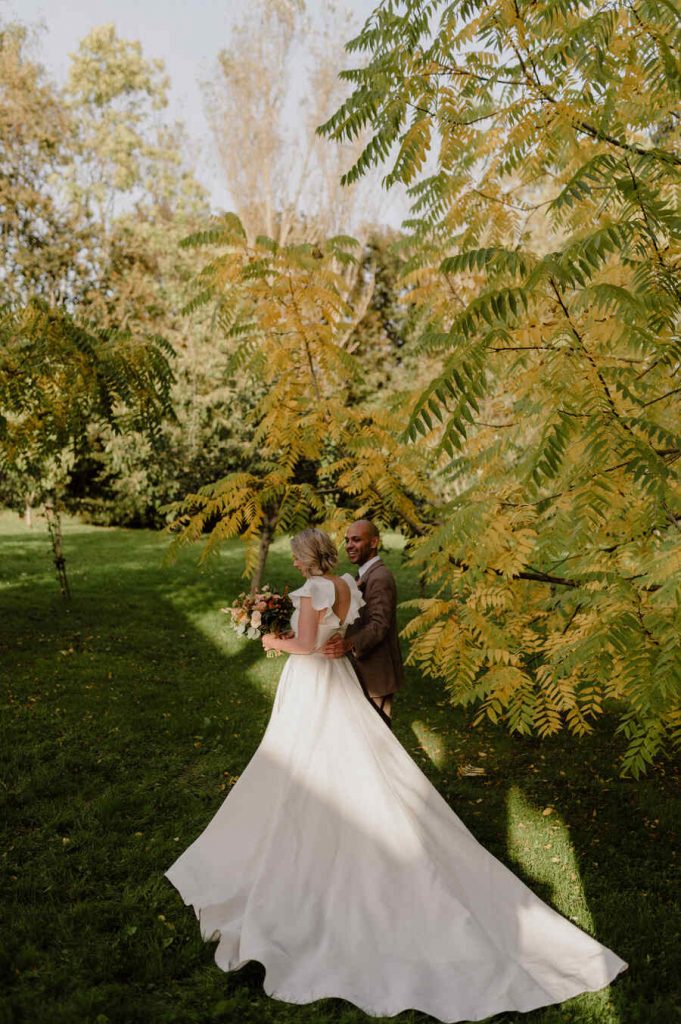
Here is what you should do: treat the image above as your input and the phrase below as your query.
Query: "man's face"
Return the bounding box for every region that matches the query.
[344,522,379,566]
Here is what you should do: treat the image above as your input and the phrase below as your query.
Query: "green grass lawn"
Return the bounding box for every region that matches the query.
[1,510,679,1024]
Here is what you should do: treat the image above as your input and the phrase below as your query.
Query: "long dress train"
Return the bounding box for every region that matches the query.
[165,574,626,1022]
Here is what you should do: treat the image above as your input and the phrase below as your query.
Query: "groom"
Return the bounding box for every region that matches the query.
[324,519,404,728]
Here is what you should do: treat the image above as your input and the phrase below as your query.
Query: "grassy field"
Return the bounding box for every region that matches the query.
[1,510,679,1024]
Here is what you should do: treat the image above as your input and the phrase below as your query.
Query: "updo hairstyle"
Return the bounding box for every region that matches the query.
[291,528,338,577]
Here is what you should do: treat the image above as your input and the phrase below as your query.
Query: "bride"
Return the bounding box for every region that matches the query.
[165,527,626,1022]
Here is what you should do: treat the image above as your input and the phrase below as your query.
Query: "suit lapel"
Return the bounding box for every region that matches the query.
[358,558,383,589]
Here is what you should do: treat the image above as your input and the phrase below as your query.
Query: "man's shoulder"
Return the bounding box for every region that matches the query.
[363,560,397,588]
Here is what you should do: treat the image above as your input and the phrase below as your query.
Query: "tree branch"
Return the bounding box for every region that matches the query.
[642,386,681,408]
[508,42,680,167]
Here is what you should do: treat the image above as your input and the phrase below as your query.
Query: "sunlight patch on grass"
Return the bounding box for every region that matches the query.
[506,786,624,1023]
[411,719,447,769]
[165,604,280,701]
[241,656,280,702]
[506,784,593,926]
[2,515,675,1022]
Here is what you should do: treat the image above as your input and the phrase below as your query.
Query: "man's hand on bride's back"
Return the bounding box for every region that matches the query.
[323,635,351,659]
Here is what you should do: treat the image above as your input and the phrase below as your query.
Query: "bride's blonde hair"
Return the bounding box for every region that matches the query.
[291,528,338,577]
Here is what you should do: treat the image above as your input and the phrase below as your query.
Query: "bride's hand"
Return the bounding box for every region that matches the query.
[262,633,280,653]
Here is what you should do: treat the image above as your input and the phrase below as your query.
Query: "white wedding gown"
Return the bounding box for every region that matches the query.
[165,575,626,1022]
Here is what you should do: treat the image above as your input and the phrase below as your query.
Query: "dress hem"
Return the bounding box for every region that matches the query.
[228,950,627,1023]
[165,869,627,1024]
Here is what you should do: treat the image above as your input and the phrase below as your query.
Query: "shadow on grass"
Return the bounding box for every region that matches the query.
[2,520,676,1023]
[397,674,681,1024]
[1,525,284,1023]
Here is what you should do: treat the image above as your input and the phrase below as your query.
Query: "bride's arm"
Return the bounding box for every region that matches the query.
[262,596,323,655]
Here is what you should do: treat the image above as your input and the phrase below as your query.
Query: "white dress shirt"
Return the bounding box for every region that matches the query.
[358,556,381,578]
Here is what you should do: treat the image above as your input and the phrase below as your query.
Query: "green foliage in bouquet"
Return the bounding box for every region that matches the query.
[223,585,294,659]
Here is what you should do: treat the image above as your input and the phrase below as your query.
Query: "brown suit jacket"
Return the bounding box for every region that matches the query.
[346,559,404,699]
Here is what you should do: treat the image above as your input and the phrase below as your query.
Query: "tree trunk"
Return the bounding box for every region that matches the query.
[250,510,279,593]
[44,497,70,600]
[23,499,32,528]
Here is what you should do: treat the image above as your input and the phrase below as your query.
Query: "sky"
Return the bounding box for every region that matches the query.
[10,0,386,213]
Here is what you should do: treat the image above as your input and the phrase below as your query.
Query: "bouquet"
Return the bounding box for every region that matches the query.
[222,584,294,657]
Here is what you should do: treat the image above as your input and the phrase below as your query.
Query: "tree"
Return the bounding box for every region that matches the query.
[0,23,95,308]
[0,20,198,583]
[0,19,224,530]
[344,230,426,402]
[0,20,98,537]
[64,24,173,229]
[320,0,681,775]
[203,0,401,246]
[201,0,406,414]
[166,214,435,589]
[59,25,274,531]
[166,0,439,573]
[0,301,174,593]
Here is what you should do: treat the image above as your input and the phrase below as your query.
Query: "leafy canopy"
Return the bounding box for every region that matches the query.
[0,18,211,528]
[320,0,681,775]
[166,214,435,579]
[0,301,175,473]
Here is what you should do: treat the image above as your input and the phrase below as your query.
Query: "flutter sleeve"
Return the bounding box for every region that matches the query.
[345,569,394,658]
[288,576,335,612]
[342,574,365,627]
